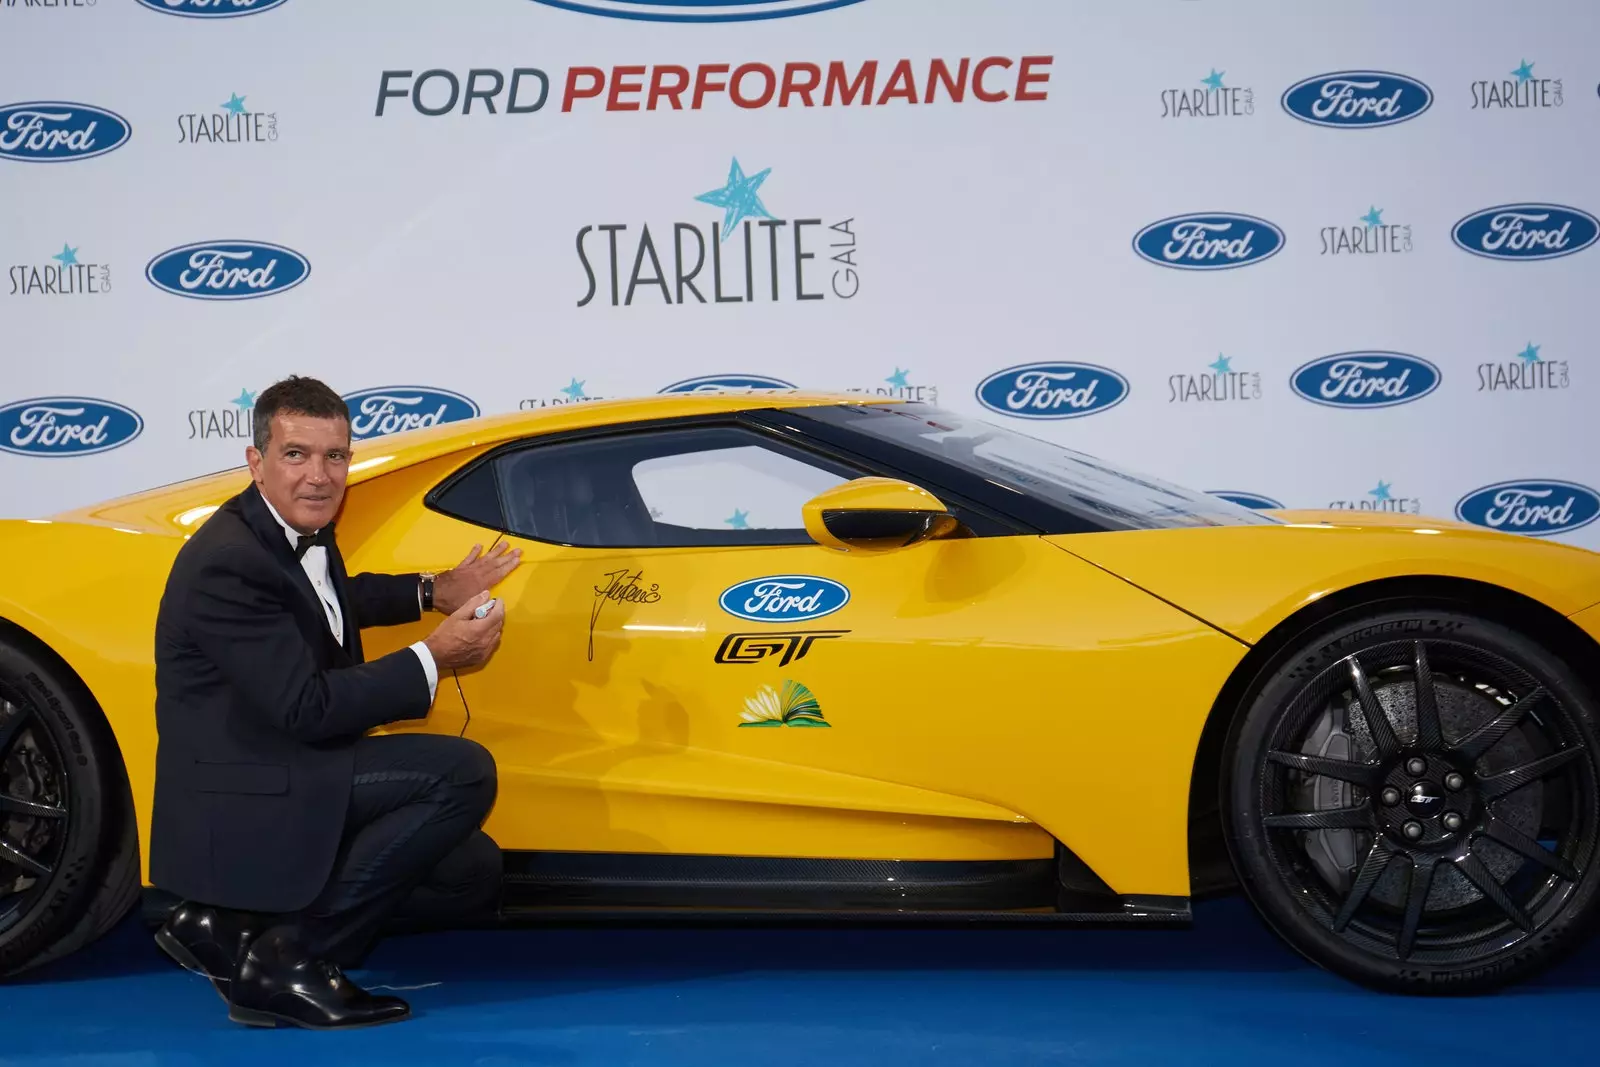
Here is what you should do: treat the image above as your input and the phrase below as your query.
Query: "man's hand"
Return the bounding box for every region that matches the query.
[434,542,521,615]
[423,591,504,671]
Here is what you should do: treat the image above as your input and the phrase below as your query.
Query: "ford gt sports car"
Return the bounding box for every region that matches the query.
[3,392,1600,993]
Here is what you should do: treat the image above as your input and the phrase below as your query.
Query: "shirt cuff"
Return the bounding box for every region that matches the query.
[409,641,439,703]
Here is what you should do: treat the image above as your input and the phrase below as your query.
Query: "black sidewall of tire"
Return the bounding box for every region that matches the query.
[0,640,112,976]
[1222,607,1600,994]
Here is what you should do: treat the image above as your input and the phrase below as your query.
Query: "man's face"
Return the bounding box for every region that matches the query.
[245,412,352,534]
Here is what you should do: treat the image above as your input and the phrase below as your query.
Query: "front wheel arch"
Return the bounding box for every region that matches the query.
[1185,576,1600,899]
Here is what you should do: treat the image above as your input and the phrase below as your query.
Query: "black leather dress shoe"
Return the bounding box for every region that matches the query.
[227,929,411,1030]
[154,902,265,1001]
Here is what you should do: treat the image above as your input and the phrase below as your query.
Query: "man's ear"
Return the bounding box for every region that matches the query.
[245,445,263,484]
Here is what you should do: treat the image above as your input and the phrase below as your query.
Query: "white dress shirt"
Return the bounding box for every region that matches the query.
[260,495,438,704]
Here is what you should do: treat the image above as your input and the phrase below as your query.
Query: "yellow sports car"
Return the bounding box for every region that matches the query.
[3,392,1598,994]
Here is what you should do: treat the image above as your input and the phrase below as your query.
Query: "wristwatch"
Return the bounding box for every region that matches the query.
[419,572,436,613]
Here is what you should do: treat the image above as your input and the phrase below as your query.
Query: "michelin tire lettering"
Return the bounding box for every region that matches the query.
[146,241,310,300]
[341,387,481,441]
[1455,480,1600,537]
[1290,352,1441,409]
[1133,213,1284,270]
[719,576,850,624]
[0,102,132,163]
[1281,71,1433,128]
[0,397,144,457]
[1452,204,1599,262]
[975,363,1129,420]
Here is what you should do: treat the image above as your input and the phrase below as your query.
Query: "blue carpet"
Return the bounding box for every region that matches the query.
[4,897,1597,1065]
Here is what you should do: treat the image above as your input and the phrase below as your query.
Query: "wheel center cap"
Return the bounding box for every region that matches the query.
[1405,781,1445,817]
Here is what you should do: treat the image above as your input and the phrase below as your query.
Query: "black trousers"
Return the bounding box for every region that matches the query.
[267,733,502,967]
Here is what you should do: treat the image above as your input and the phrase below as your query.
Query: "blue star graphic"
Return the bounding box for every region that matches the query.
[1208,354,1232,374]
[1369,480,1393,502]
[231,388,256,410]
[1360,206,1384,227]
[1511,60,1534,82]
[52,243,78,266]
[885,367,910,388]
[1517,342,1541,363]
[560,377,587,400]
[1201,69,1225,91]
[222,93,247,115]
[695,158,774,243]
[725,508,750,530]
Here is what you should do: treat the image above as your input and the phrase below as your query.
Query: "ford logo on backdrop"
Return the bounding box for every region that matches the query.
[659,374,796,393]
[0,397,143,457]
[1451,204,1599,262]
[1281,71,1433,128]
[527,0,868,22]
[0,102,131,163]
[975,362,1130,420]
[1290,351,1441,409]
[1133,213,1285,271]
[342,387,481,441]
[146,241,310,300]
[1455,480,1600,537]
[720,575,851,623]
[135,0,291,17]
[1209,491,1285,510]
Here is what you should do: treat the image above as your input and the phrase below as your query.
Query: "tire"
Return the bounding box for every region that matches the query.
[0,636,127,977]
[1221,605,1600,994]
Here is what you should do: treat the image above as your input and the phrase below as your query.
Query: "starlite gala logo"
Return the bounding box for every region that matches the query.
[0,397,143,457]
[146,241,310,300]
[719,575,851,624]
[0,102,131,163]
[660,374,796,393]
[526,0,868,22]
[1452,204,1599,262]
[1290,352,1440,409]
[342,387,480,442]
[1281,71,1432,128]
[1455,480,1600,537]
[135,0,290,17]
[976,363,1129,421]
[1133,213,1284,270]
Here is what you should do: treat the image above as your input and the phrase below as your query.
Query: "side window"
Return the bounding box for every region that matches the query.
[477,426,864,548]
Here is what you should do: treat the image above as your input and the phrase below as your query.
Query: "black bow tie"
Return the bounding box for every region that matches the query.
[294,526,334,561]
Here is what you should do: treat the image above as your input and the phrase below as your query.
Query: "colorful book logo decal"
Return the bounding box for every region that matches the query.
[739,680,830,727]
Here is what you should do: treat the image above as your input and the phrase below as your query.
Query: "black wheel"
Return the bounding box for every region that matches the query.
[1222,606,1600,993]
[0,635,127,976]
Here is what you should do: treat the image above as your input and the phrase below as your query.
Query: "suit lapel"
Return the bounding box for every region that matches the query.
[325,539,361,664]
[238,484,349,665]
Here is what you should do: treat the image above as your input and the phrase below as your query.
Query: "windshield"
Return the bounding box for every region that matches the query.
[804,403,1281,530]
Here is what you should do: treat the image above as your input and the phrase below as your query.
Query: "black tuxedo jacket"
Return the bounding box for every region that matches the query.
[150,481,431,912]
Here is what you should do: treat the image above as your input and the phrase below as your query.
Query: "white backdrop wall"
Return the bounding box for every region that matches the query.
[2,0,1597,545]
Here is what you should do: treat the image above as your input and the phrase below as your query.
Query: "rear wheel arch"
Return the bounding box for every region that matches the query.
[1185,575,1600,898]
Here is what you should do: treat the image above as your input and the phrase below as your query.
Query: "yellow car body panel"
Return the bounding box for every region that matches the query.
[2,393,1599,903]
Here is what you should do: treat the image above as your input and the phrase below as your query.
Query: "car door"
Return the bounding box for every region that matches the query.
[432,415,1246,896]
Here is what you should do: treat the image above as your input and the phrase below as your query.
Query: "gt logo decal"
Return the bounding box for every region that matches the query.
[714,631,849,666]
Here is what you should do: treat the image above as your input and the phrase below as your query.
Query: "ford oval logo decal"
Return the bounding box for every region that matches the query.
[1281,71,1433,128]
[719,575,851,623]
[659,374,796,394]
[1454,480,1600,537]
[527,0,868,22]
[1133,213,1284,271]
[975,362,1129,421]
[1451,203,1599,262]
[0,396,143,457]
[342,387,481,441]
[135,0,289,16]
[1209,491,1285,510]
[146,240,310,300]
[1290,351,1441,409]
[0,101,131,163]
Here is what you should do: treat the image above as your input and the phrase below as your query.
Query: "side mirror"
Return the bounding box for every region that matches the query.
[802,477,960,553]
